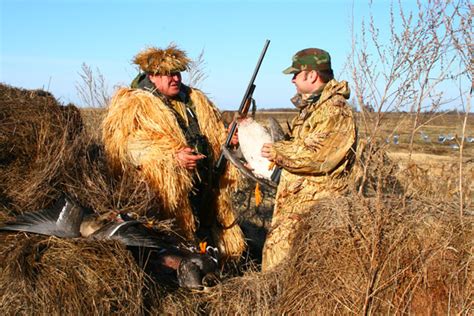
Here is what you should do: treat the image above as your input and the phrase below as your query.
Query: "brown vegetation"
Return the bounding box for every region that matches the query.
[1,0,472,313]
[0,83,471,314]
[0,83,83,217]
[0,234,146,314]
[0,84,159,221]
[160,196,471,315]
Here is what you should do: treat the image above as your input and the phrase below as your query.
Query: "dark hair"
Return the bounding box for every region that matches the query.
[317,69,334,83]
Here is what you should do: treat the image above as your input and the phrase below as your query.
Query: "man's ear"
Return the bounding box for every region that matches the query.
[308,70,318,83]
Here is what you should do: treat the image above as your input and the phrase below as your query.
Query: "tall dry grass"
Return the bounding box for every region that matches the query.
[0,84,83,216]
[1,84,472,314]
[1,1,472,313]
[164,198,471,315]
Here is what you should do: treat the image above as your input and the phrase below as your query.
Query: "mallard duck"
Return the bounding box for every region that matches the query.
[0,195,219,289]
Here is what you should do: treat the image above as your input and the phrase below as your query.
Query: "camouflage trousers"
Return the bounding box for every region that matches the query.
[261,191,331,272]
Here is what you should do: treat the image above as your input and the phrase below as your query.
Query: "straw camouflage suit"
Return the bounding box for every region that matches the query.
[262,49,357,271]
[102,45,245,260]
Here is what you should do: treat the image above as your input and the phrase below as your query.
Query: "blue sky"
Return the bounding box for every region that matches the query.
[2,0,424,110]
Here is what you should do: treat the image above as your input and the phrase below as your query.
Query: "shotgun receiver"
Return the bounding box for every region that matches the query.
[215,39,270,176]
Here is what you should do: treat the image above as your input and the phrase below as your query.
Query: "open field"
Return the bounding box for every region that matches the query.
[249,110,474,157]
[81,107,474,203]
[80,107,473,216]
[86,108,474,158]
[1,89,472,314]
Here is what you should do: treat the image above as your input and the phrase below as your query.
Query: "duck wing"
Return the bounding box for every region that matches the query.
[0,195,84,238]
[267,117,286,142]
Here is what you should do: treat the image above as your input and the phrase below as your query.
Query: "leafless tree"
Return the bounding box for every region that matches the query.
[345,4,472,313]
[441,0,472,219]
[348,0,471,203]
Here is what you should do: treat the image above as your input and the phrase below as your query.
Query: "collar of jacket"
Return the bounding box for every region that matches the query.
[318,79,350,105]
[291,79,350,110]
[290,84,326,110]
[291,79,351,122]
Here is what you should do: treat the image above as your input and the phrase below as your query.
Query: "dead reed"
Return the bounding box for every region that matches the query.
[0,83,83,215]
[158,190,472,315]
[0,233,147,314]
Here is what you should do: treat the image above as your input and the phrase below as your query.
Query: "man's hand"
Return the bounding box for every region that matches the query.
[261,143,276,161]
[176,147,205,170]
[228,122,239,146]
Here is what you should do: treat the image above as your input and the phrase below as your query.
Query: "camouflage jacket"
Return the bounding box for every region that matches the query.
[272,79,357,213]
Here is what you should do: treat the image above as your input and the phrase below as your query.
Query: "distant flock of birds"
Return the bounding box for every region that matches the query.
[386,132,474,150]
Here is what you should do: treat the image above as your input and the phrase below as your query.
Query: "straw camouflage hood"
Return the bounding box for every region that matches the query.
[133,44,191,75]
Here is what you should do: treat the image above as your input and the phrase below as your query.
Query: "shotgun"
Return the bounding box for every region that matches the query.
[215,39,270,176]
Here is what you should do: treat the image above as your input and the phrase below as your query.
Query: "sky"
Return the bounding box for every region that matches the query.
[0,0,434,110]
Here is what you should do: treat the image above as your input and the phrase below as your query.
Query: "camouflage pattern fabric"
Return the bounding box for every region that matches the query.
[262,79,357,271]
[282,48,332,74]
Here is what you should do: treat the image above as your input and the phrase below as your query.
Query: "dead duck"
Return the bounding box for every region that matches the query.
[222,117,287,189]
[0,195,219,289]
[176,242,219,289]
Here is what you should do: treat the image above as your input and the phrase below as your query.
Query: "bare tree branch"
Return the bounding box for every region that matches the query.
[75,63,110,108]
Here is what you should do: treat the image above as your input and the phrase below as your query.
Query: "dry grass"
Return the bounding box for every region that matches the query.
[1,84,472,314]
[0,84,160,220]
[79,107,106,141]
[272,195,471,315]
[0,84,83,216]
[156,195,472,315]
[0,233,148,314]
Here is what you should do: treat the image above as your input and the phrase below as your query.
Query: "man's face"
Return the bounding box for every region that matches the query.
[149,72,182,97]
[291,70,314,94]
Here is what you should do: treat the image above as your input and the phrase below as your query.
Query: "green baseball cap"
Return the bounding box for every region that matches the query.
[283,48,332,74]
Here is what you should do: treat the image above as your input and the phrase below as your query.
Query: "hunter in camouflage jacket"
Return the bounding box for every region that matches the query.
[262,79,357,271]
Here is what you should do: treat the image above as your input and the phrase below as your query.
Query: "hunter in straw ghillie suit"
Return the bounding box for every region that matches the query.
[261,48,357,271]
[102,45,245,260]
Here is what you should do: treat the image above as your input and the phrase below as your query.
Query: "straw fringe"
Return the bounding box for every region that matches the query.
[212,189,246,259]
[102,88,197,237]
[190,89,245,258]
[102,87,245,255]
[189,89,241,190]
[133,44,190,75]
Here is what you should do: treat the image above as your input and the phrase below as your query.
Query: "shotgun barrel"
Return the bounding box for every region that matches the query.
[215,40,270,176]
